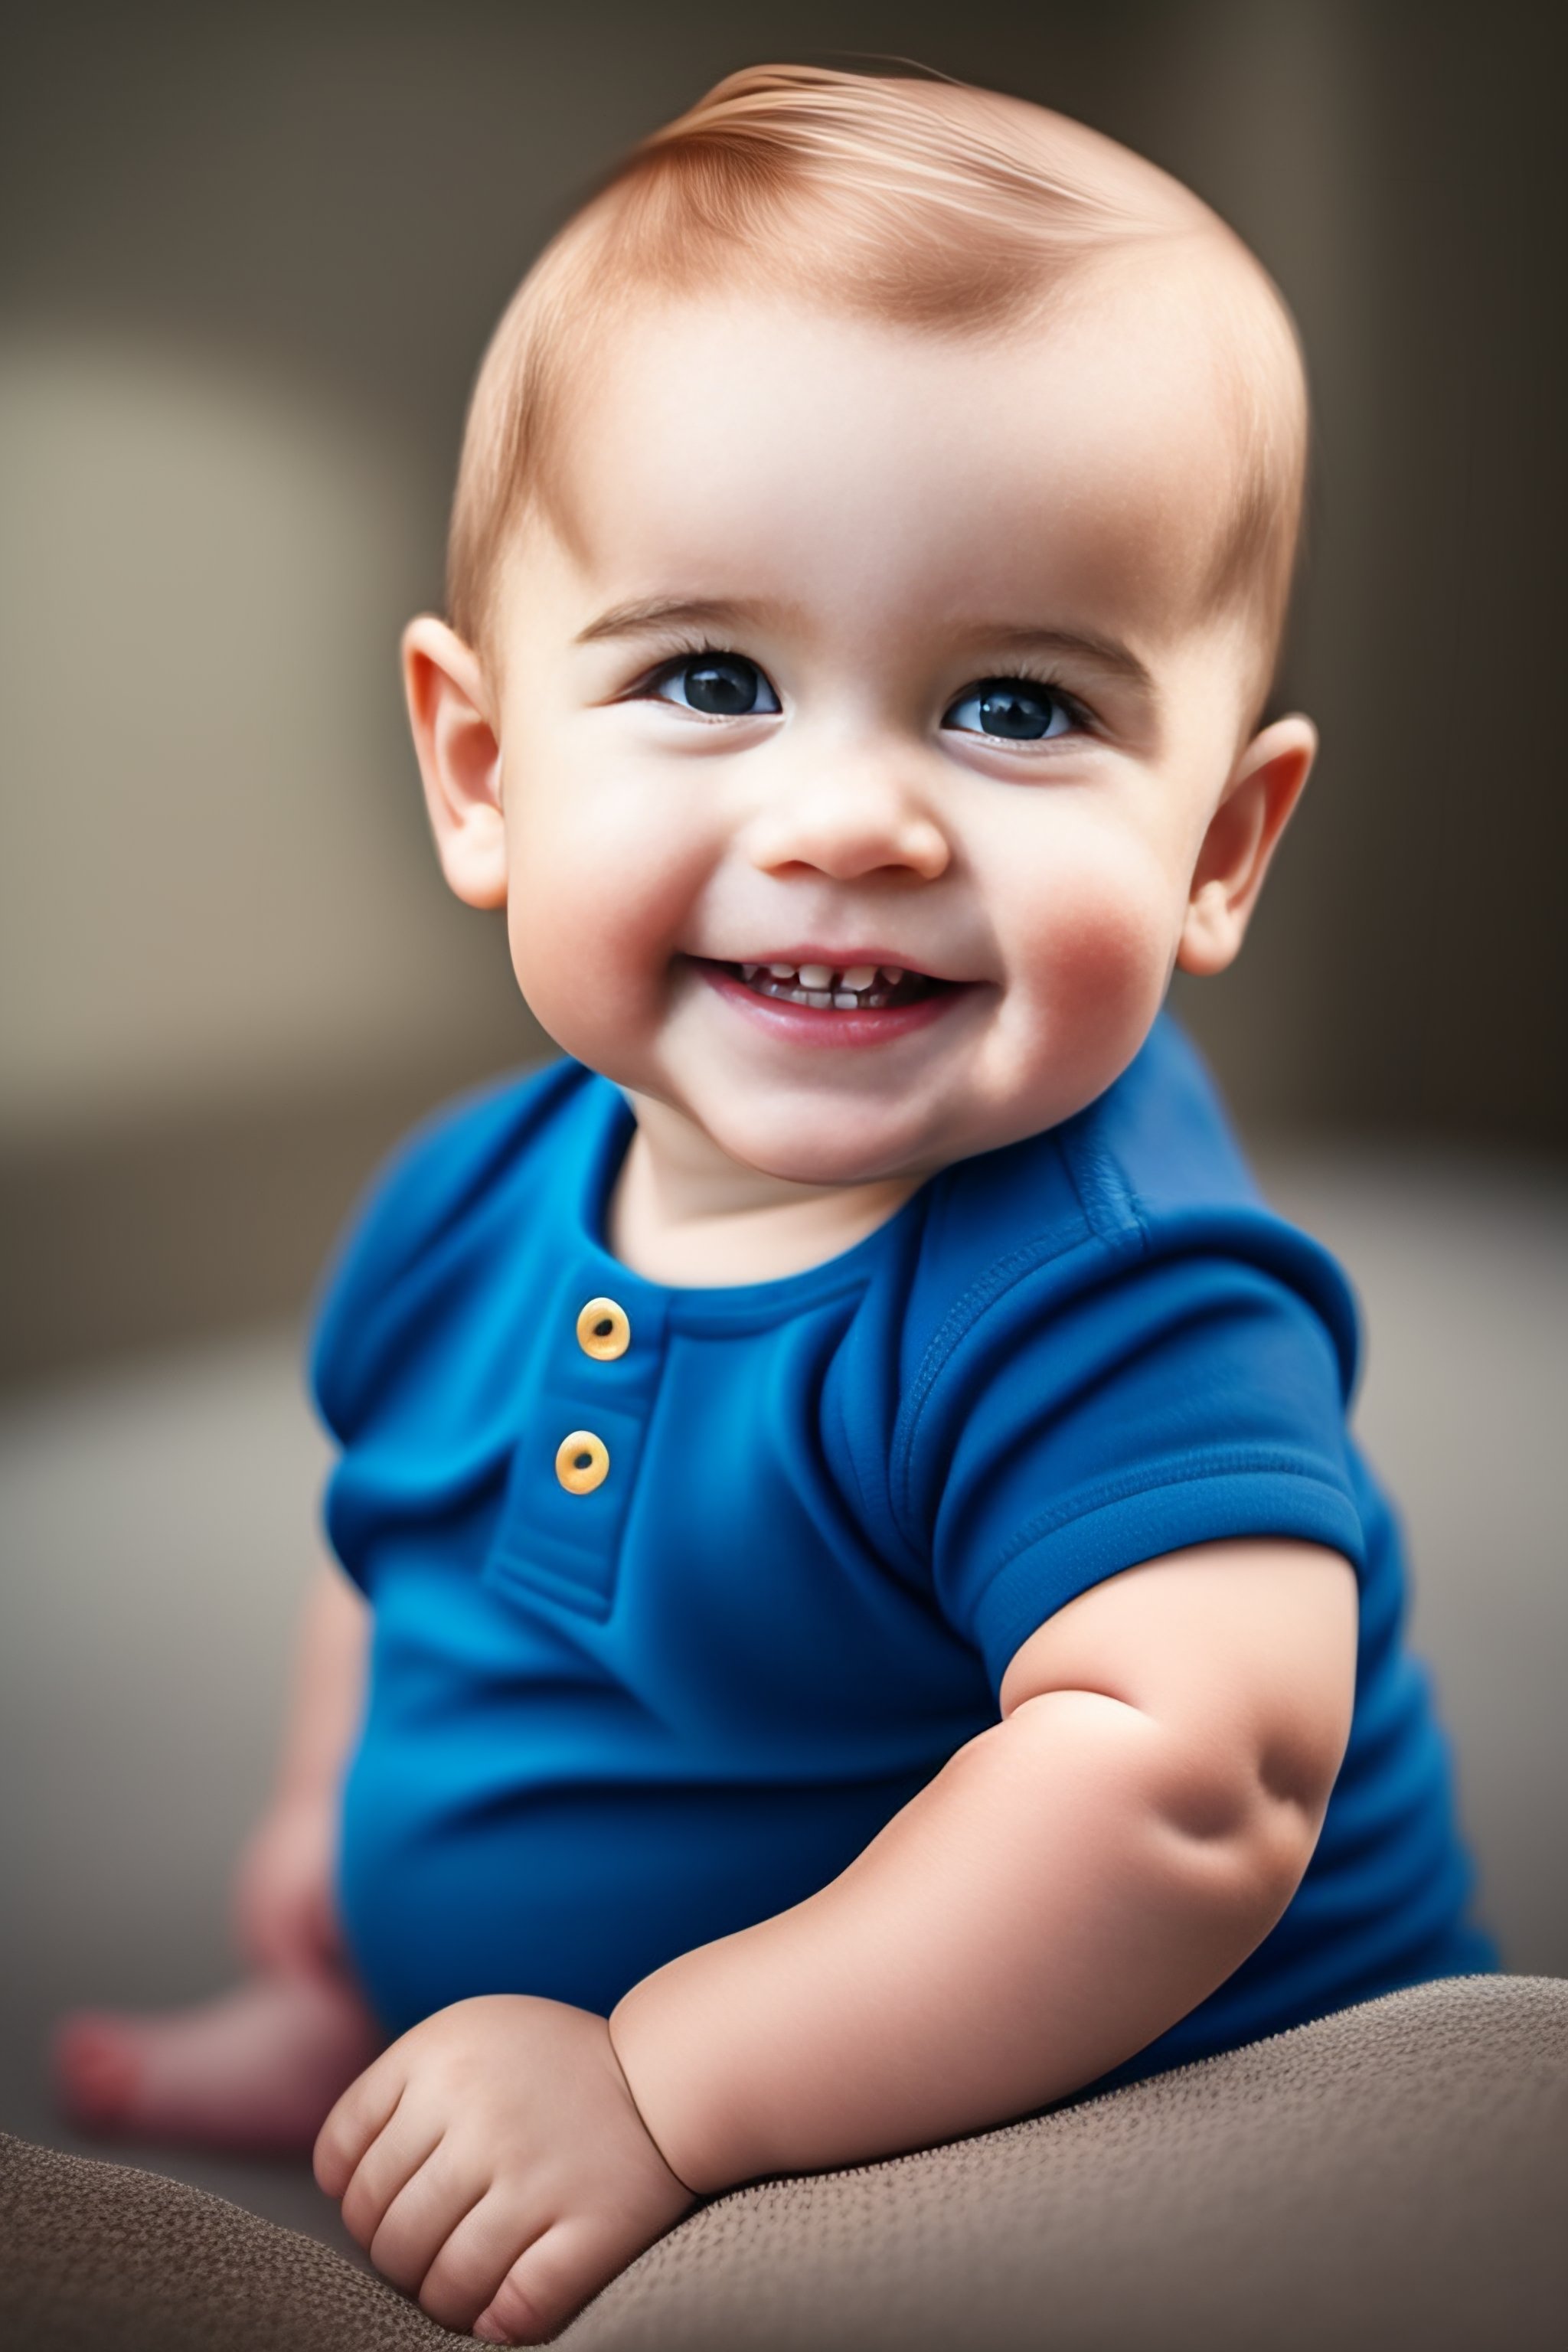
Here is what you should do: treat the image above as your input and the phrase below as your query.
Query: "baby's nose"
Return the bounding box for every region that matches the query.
[746,767,949,884]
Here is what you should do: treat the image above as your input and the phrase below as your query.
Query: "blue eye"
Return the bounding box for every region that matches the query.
[943,678,1073,741]
[654,653,780,717]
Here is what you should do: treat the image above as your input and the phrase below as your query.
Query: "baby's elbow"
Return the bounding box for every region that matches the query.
[1145,1592,1355,1916]
[1152,1717,1344,1925]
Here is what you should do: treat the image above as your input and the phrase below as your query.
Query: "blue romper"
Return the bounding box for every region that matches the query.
[312,1013,1494,2081]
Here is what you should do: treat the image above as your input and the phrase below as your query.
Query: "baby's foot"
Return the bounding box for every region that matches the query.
[53,1970,382,2154]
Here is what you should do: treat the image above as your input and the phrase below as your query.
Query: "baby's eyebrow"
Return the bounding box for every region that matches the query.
[574,594,791,645]
[574,599,1157,704]
[973,625,1157,700]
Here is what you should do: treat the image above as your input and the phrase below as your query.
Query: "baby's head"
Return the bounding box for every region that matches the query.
[406,66,1316,1191]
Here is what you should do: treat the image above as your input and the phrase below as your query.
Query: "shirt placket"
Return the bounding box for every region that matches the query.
[485,1255,669,1619]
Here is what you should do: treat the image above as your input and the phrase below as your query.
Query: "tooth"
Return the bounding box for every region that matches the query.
[880,966,905,985]
[834,993,858,1008]
[768,963,796,979]
[841,965,877,991]
[806,991,832,1008]
[741,964,760,981]
[798,964,832,989]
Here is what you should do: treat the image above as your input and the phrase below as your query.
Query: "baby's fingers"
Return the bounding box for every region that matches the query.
[313,2047,409,2199]
[338,2103,448,2256]
[366,2141,489,2298]
[413,2190,550,2335]
[472,2215,637,2346]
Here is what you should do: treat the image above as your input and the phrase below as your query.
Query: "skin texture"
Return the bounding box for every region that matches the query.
[307,288,1359,2343]
[316,1998,694,2343]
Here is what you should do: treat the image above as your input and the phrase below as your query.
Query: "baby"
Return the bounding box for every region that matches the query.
[57,64,1494,2344]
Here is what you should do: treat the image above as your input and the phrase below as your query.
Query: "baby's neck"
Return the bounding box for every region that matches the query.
[606,1093,923,1288]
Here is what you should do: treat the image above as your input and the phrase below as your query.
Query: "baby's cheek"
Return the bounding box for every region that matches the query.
[502,805,701,1058]
[1014,858,1177,1089]
[1043,857,1171,1008]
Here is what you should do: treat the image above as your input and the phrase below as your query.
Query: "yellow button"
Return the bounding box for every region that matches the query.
[576,1297,631,1361]
[555,1429,609,1494]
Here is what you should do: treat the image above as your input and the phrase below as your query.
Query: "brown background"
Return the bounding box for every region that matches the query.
[2,0,1563,1383]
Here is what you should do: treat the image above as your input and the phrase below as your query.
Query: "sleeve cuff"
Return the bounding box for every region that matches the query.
[966,1463,1366,1698]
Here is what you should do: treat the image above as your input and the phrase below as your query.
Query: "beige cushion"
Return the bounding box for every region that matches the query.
[4,1975,1563,2352]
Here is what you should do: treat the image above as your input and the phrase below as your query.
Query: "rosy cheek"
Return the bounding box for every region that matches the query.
[1016,861,1174,1059]
[501,799,691,1052]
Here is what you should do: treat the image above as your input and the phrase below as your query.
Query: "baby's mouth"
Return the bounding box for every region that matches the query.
[711,959,948,1011]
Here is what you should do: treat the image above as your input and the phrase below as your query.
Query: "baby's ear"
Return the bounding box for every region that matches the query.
[1177,714,1317,977]
[402,616,508,910]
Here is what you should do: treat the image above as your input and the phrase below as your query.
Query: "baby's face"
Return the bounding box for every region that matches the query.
[482,289,1291,1189]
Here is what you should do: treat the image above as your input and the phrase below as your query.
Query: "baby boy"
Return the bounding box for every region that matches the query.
[57,64,1493,2344]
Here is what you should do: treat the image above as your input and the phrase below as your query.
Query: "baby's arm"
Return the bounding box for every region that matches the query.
[316,1539,1354,2341]
[233,1556,369,1974]
[609,1537,1356,2186]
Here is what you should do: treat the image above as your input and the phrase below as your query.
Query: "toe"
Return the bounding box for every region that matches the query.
[54,2015,141,2128]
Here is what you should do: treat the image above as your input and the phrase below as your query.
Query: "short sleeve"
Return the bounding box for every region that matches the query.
[902,1240,1367,1696]
[309,1060,579,1451]
[307,1060,588,1589]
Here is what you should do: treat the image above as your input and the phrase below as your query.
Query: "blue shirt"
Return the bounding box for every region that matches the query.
[313,1014,1494,2073]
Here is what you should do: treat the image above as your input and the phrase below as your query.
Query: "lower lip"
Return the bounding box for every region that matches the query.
[691,959,970,1048]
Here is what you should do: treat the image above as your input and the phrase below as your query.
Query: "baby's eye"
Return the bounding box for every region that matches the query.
[652,653,781,717]
[942,678,1075,741]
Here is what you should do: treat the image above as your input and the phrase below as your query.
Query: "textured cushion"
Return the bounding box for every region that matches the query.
[4,1976,1563,2352]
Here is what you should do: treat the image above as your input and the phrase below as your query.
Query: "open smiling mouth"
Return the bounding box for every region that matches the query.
[703,959,952,1011]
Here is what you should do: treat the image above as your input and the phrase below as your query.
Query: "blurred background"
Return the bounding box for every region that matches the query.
[2,0,1563,2247]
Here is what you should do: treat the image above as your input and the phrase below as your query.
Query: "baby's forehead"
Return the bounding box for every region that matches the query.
[456,74,1307,694]
[540,263,1286,655]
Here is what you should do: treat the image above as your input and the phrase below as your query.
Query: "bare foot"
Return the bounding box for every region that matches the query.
[53,1971,383,2154]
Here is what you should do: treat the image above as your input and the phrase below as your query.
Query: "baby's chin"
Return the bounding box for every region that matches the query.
[676,1095,970,1196]
[643,1051,1104,1195]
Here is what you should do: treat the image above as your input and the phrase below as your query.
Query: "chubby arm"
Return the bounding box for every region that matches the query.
[317,1539,1354,2341]
[609,1537,1357,2189]
[232,1557,368,1974]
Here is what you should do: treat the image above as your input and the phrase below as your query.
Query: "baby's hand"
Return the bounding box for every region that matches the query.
[314,1994,695,2342]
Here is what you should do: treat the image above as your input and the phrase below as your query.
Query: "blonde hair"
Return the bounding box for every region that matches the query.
[448,65,1307,681]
